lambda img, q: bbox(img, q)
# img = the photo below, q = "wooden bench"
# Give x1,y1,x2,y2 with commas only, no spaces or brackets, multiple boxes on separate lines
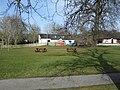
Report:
35,48,47,52
67,48,77,52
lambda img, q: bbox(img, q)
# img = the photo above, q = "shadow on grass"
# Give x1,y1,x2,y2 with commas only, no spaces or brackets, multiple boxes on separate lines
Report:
42,51,100,76
42,48,120,89
88,48,120,89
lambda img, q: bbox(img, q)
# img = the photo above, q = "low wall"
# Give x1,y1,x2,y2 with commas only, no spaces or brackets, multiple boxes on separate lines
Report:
1,43,47,48
97,43,120,46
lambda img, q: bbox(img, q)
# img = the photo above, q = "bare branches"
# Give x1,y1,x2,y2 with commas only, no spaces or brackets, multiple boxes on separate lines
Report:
1,0,46,20
65,0,120,29
64,0,120,45
46,0,64,23
0,15,27,46
0,0,66,29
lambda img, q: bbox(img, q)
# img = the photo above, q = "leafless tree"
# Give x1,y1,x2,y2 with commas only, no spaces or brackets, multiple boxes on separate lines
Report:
3,0,120,46
44,23,55,34
0,15,27,50
10,15,26,45
0,16,13,50
45,22,69,34
1,0,64,23
28,24,40,43
64,0,120,46
1,0,45,18
0,27,4,50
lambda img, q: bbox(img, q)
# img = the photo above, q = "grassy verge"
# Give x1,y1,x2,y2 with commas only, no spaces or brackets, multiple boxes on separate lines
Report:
48,84,120,90
0,46,120,79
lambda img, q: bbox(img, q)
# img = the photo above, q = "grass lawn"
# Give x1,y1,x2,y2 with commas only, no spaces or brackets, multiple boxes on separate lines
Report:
0,46,120,80
48,84,120,90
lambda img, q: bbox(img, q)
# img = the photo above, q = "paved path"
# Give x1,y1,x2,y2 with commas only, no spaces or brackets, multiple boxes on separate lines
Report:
0,73,120,90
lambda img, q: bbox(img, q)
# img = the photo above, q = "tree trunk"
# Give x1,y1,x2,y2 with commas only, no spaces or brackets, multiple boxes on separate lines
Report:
7,38,10,51
1,39,4,50
92,0,101,47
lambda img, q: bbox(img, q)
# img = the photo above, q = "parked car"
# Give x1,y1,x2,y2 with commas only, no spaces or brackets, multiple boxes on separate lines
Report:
68,41,77,46
77,42,86,46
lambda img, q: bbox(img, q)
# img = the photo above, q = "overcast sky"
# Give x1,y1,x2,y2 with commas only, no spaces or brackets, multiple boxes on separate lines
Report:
0,0,65,33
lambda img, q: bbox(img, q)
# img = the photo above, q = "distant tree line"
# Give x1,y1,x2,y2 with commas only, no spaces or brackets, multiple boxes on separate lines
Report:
44,22,70,35
74,29,120,45
65,0,120,46
1,0,120,47
44,22,120,45
0,15,40,48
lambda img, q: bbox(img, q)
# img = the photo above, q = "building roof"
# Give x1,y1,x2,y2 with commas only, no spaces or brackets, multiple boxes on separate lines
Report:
39,34,73,40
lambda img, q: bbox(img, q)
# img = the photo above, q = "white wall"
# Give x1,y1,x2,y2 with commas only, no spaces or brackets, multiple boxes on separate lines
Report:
113,39,117,43
38,35,75,45
50,40,58,42
102,38,118,44
103,39,111,43
39,39,51,44
39,38,75,45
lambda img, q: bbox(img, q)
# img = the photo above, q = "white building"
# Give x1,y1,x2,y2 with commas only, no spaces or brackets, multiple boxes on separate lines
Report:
97,38,120,46
38,34,75,46
102,38,118,44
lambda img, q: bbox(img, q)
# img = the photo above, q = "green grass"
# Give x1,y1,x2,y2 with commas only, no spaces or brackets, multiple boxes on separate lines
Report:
48,84,120,90
0,46,120,80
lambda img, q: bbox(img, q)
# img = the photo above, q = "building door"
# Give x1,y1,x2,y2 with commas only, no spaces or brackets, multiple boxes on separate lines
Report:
111,38,113,44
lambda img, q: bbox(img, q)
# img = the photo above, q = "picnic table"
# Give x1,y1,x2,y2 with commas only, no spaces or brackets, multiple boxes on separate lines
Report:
67,48,77,52
35,48,47,52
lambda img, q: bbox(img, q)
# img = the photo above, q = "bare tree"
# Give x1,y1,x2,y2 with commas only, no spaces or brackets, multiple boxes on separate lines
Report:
45,22,69,34
28,24,40,43
64,0,120,46
44,23,55,34
2,0,64,22
3,0,120,46
10,15,26,45
0,27,4,50
0,16,13,50
0,15,27,50
2,0,46,18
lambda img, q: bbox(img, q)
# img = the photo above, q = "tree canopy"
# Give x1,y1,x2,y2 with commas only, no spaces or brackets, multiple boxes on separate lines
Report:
65,0,120,45
1,0,120,46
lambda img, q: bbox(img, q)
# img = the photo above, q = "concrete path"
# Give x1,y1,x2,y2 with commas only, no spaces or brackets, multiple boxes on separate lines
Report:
0,73,120,90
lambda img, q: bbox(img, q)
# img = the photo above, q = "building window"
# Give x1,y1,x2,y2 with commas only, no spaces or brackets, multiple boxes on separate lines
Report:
47,40,50,42
61,36,65,38
54,36,57,38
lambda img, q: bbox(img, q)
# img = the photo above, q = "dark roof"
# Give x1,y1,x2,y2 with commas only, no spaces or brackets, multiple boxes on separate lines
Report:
39,34,73,40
